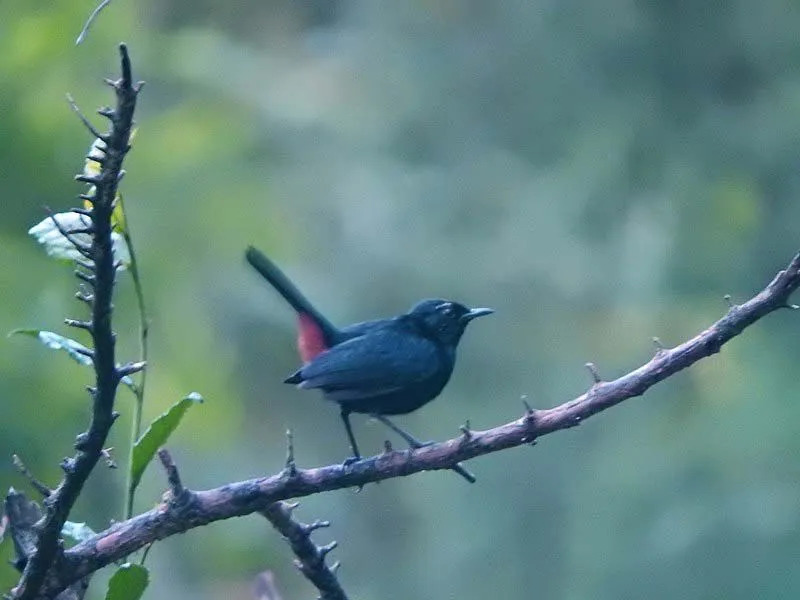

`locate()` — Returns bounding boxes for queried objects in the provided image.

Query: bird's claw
[405,439,435,450]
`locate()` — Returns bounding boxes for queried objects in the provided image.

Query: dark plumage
[246,247,493,467]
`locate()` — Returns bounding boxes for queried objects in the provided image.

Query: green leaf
[27,211,131,268]
[10,329,93,366]
[105,563,149,600]
[9,329,137,391]
[62,521,96,543]
[129,393,204,494]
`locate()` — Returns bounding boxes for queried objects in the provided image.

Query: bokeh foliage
[2,1,800,599]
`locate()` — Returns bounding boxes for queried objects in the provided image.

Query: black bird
[246,246,492,480]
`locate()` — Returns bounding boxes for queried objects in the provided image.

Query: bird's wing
[295,329,440,398]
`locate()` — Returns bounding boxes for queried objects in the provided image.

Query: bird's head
[407,299,494,346]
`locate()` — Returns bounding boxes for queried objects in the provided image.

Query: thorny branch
[4,490,91,600]
[28,251,800,598]
[260,502,348,600]
[10,44,140,600]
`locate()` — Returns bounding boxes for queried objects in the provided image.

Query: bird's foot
[342,455,361,467]
[405,439,435,450]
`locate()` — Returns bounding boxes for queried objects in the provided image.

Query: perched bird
[246,246,492,480]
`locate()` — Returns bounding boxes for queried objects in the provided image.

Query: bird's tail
[246,246,339,346]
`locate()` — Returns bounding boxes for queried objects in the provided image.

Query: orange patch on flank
[297,313,328,362]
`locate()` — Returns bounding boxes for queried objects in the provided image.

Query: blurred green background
[2,1,800,599]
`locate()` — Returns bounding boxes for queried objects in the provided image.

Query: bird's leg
[372,414,430,448]
[340,409,362,465]
[371,414,476,484]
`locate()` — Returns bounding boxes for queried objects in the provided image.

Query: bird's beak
[461,307,494,323]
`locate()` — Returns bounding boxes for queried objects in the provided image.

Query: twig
[260,503,348,600]
[11,44,140,600]
[11,455,52,498]
[116,361,146,378]
[65,94,105,141]
[75,0,114,45]
[156,449,185,500]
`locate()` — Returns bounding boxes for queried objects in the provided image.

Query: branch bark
[4,490,91,600]
[28,251,800,598]
[11,45,140,600]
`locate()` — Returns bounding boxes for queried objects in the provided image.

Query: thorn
[76,259,95,272]
[72,345,95,360]
[97,106,115,118]
[66,93,107,140]
[521,395,536,420]
[117,361,146,378]
[783,303,799,310]
[117,169,126,182]
[330,561,341,574]
[585,362,602,384]
[85,385,97,396]
[383,439,394,454]
[284,501,300,513]
[65,318,93,331]
[318,541,338,558]
[283,429,297,477]
[74,432,90,450]
[521,397,537,434]
[75,173,101,185]
[101,447,117,468]
[60,457,75,474]
[459,420,472,440]
[70,207,93,216]
[75,291,94,305]
[74,270,95,285]
[303,520,331,534]
[723,294,735,309]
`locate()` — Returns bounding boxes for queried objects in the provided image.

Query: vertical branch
[4,490,91,600]
[11,44,141,600]
[260,502,349,600]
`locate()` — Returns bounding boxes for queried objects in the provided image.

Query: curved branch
[11,45,140,600]
[38,250,800,598]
